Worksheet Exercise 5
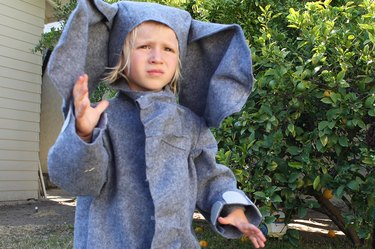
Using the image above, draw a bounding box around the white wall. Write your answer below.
[0,0,45,201]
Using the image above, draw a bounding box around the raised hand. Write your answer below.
[218,208,266,248]
[73,74,109,142]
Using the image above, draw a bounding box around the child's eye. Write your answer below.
[164,47,175,52]
[139,45,151,49]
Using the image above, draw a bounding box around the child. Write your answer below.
[47,1,266,248]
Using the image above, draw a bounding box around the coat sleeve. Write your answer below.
[191,125,262,239]
[48,104,110,196]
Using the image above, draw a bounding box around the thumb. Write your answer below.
[217,216,231,226]
[95,99,109,115]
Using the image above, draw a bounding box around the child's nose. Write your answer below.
[149,49,163,64]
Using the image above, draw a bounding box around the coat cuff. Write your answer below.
[210,191,262,238]
[48,104,109,196]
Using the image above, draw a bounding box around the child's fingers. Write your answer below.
[73,74,90,117]
[249,235,265,249]
[239,223,266,248]
[218,216,267,248]
[73,74,89,102]
[75,93,90,118]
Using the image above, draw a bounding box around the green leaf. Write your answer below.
[364,95,375,108]
[264,175,272,183]
[313,176,320,190]
[348,34,355,40]
[369,32,375,44]
[318,121,329,130]
[274,173,287,183]
[321,97,333,104]
[338,137,349,147]
[287,146,300,155]
[288,172,300,183]
[363,157,375,165]
[355,176,364,185]
[259,206,271,216]
[298,207,308,218]
[356,119,366,129]
[312,52,324,65]
[338,80,350,88]
[265,215,276,224]
[347,180,359,191]
[253,191,267,198]
[330,92,341,104]
[316,139,324,152]
[271,194,282,203]
[326,108,342,120]
[337,70,345,82]
[267,161,278,171]
[320,136,328,147]
[321,173,333,185]
[335,185,345,198]
[288,123,296,136]
[328,121,336,129]
[288,24,299,29]
[288,161,303,169]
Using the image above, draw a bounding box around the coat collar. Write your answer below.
[112,78,177,107]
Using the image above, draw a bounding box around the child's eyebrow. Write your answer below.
[163,42,178,49]
[136,39,178,49]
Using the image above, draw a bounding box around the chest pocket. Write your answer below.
[161,135,190,151]
[145,134,191,169]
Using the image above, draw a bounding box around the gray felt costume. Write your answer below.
[47,0,262,248]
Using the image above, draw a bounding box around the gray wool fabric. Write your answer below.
[47,0,253,127]
[47,0,261,248]
[49,84,262,248]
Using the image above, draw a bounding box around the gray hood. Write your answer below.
[46,0,253,127]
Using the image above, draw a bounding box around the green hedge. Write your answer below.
[207,0,374,246]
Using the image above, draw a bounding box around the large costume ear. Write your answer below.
[179,20,253,128]
[45,0,117,116]
[46,0,253,127]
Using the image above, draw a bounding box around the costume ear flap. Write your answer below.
[46,0,117,116]
[179,20,253,128]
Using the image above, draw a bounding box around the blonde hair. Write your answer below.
[103,21,181,93]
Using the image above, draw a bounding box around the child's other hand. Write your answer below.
[73,74,109,142]
[218,208,266,248]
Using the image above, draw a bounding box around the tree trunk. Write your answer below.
[309,191,362,247]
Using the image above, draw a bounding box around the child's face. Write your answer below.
[126,22,179,92]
